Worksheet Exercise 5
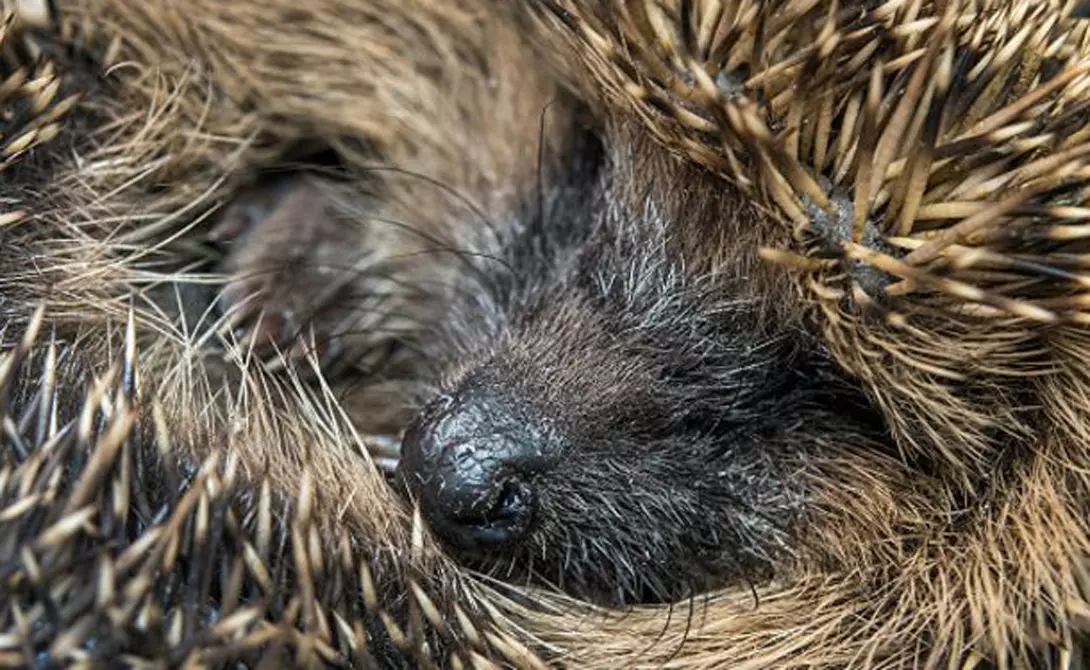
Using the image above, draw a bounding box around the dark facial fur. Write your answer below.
[388,123,891,604]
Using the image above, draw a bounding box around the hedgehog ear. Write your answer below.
[12,0,52,29]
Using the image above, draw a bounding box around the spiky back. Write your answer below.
[538,0,1090,474]
[0,308,556,668]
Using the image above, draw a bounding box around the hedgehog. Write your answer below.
[3,0,1090,668]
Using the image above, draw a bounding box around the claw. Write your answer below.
[221,285,267,331]
[366,434,402,472]
[207,205,249,244]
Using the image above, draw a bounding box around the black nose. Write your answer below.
[397,386,560,550]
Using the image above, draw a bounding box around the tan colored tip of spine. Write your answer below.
[12,0,50,29]
[0,6,79,169]
[546,0,1090,326]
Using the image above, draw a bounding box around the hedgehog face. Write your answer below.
[394,133,888,605]
[209,124,898,609]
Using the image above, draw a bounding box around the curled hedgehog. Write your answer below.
[2,0,1090,667]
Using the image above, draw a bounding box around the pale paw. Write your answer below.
[210,173,362,374]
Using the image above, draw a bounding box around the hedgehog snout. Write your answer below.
[397,384,562,550]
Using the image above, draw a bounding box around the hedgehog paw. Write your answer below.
[210,173,358,374]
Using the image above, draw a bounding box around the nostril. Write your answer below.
[397,386,561,551]
[444,477,536,548]
[491,480,530,523]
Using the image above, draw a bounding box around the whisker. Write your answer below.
[351,164,505,243]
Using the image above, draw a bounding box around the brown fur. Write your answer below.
[1,0,1089,668]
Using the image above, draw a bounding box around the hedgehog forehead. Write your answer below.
[436,259,800,449]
